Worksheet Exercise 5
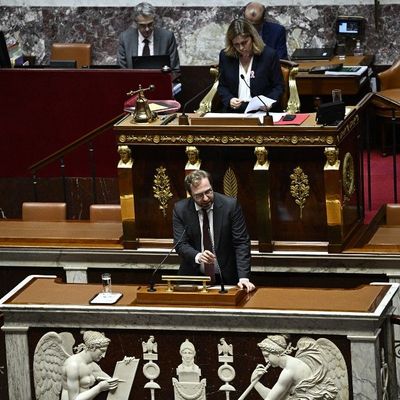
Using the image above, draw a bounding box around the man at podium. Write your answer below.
[173,170,255,293]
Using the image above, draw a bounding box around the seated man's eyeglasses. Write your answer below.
[137,21,154,29]
[192,188,213,201]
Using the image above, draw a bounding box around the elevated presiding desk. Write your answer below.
[114,105,363,252]
[0,275,398,399]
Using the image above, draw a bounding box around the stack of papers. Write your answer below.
[245,95,276,113]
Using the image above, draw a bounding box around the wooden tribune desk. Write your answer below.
[0,276,398,399]
[296,55,373,96]
[114,108,363,252]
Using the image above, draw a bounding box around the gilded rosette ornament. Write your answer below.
[290,166,310,219]
[153,166,173,217]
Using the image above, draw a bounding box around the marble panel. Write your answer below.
[2,326,31,400]
[0,5,399,65]
[349,335,383,399]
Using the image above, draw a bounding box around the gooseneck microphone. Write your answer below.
[208,227,227,294]
[239,74,273,125]
[179,81,217,125]
[239,74,270,114]
[148,227,187,292]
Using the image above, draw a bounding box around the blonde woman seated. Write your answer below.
[217,19,284,113]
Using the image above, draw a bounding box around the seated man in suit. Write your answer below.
[117,2,180,72]
[244,1,288,60]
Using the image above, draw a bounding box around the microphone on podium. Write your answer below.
[208,227,227,294]
[179,81,216,125]
[148,227,187,292]
[239,74,273,125]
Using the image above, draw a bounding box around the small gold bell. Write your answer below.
[133,85,157,123]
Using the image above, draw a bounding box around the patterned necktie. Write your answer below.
[202,209,215,283]
[142,39,150,56]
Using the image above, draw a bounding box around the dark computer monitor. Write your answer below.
[0,31,11,68]
[336,16,364,37]
[291,48,334,61]
[49,60,77,68]
[131,55,170,70]
[89,64,121,69]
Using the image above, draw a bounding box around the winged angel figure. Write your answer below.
[244,335,348,400]
[33,331,118,400]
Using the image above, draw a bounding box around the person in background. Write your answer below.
[244,2,288,60]
[173,170,255,293]
[217,18,284,113]
[117,2,180,72]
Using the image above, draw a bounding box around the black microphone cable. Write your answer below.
[148,227,187,292]
[208,227,227,294]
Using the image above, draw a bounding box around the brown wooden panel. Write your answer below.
[269,147,328,241]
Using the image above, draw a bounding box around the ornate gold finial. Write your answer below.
[223,168,238,198]
[290,166,310,219]
[153,166,173,217]
[285,65,300,114]
[197,67,220,114]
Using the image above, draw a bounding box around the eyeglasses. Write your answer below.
[137,21,154,29]
[192,188,213,201]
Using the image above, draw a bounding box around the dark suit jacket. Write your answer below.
[117,27,180,71]
[217,46,284,113]
[173,192,251,285]
[260,21,288,60]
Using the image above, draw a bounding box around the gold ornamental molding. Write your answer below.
[118,133,339,146]
[337,114,359,142]
[290,166,310,220]
[343,152,355,203]
[153,166,173,217]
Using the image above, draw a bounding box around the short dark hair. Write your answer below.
[184,170,212,194]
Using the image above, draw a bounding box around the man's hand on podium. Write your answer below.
[238,278,255,293]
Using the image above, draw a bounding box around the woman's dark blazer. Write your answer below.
[217,46,284,113]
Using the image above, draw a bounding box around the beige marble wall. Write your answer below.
[0,3,398,66]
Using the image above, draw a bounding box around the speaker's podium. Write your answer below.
[1,276,399,400]
[136,275,249,306]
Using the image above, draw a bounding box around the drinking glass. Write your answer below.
[101,273,112,294]
[332,89,342,103]
[337,43,346,60]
